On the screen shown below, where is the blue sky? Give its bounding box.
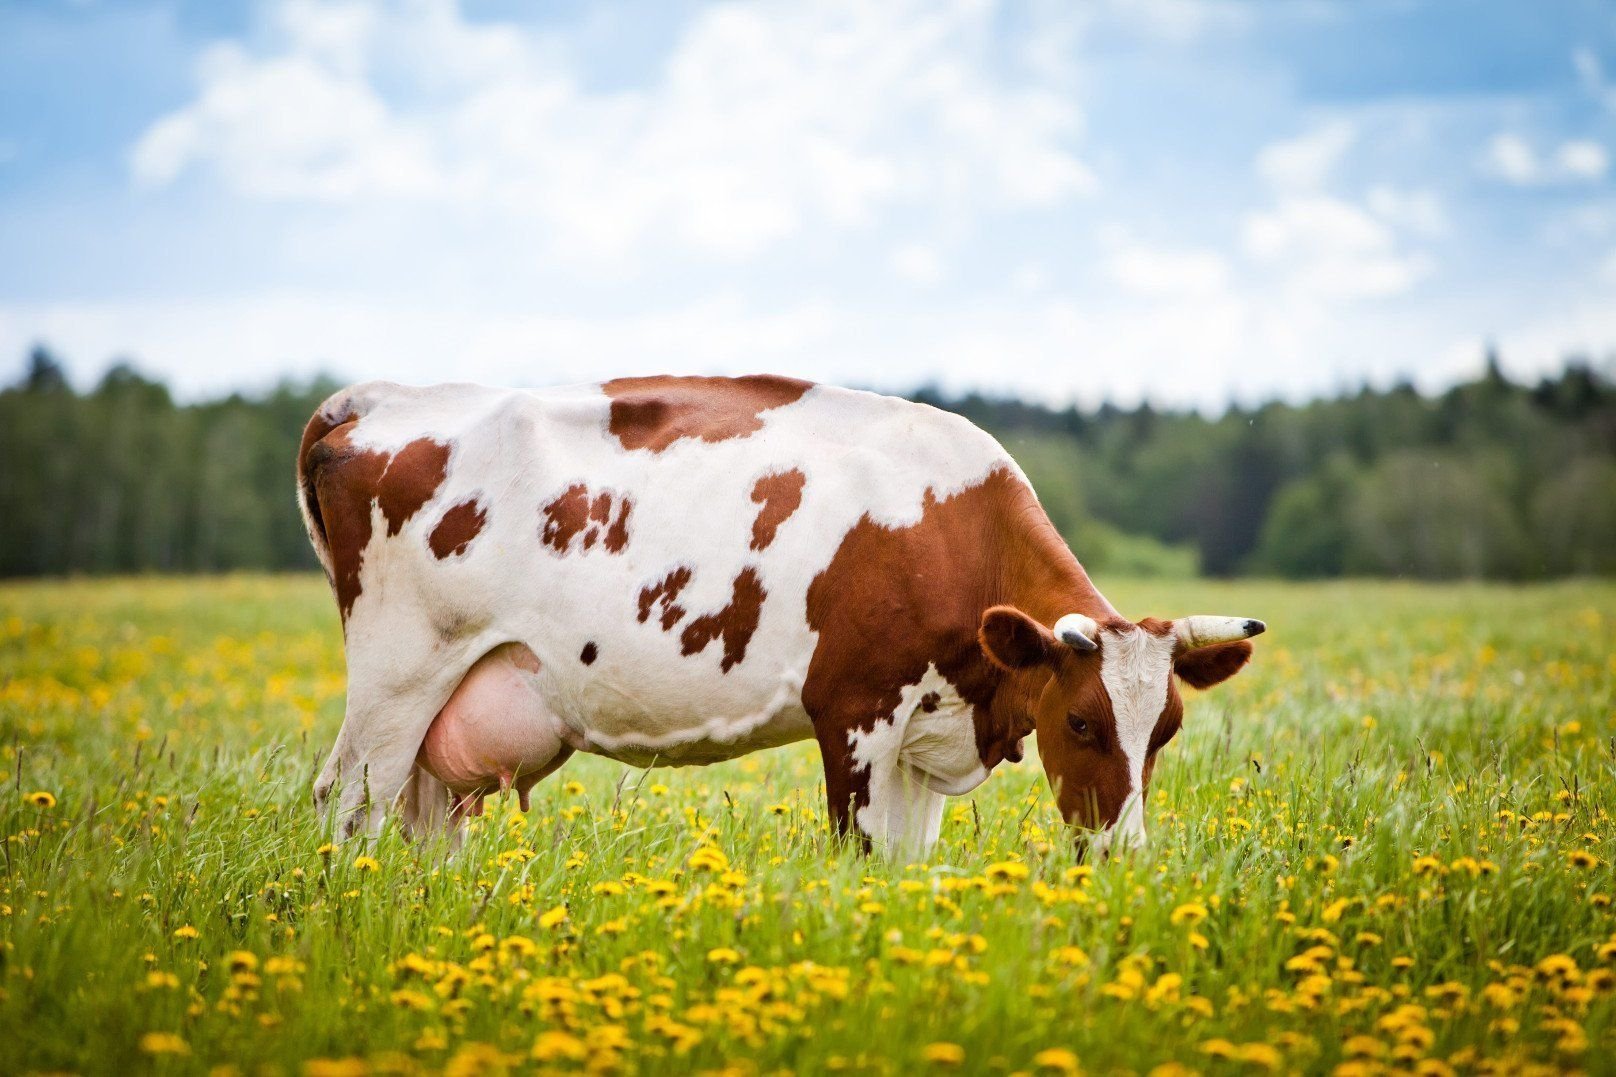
[2,0,1615,407]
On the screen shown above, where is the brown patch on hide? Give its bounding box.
[919,692,941,713]
[376,439,451,537]
[749,469,806,551]
[679,567,766,673]
[542,484,633,555]
[297,400,357,555]
[300,412,451,621]
[429,498,487,559]
[603,374,812,453]
[637,566,694,630]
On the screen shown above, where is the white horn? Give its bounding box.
[1175,616,1266,650]
[1053,613,1100,653]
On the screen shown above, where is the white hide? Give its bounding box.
[1091,626,1177,853]
[847,667,987,860]
[311,380,1022,842]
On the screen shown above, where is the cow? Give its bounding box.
[299,375,1264,857]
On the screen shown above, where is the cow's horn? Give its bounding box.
[1053,613,1100,653]
[1175,616,1266,650]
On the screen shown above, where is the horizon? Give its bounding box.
[3,1,1616,409]
[11,336,1610,420]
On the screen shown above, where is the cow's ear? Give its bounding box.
[979,606,1058,672]
[1173,640,1253,690]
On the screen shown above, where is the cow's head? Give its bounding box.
[979,607,1264,854]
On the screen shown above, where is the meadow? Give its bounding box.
[1,575,1612,1075]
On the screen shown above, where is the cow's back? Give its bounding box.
[301,375,1022,765]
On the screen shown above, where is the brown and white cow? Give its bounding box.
[300,375,1263,856]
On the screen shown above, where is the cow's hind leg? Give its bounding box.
[314,644,474,841]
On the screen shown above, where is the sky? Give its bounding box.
[2,0,1616,408]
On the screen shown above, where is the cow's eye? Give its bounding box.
[1068,715,1091,738]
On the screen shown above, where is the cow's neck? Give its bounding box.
[972,489,1119,767]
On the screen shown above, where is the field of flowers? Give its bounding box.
[1,575,1613,1075]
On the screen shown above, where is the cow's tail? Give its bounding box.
[296,383,374,581]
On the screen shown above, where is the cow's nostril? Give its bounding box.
[1244,619,1267,636]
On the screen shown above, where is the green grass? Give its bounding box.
[2,575,1613,1075]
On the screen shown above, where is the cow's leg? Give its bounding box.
[815,713,931,856]
[813,724,870,851]
[314,656,471,841]
[397,765,458,844]
[883,766,946,861]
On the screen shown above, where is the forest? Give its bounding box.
[2,344,1612,580]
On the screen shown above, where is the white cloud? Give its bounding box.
[131,0,1096,262]
[1242,125,1432,302]
[1557,140,1610,180]
[891,244,946,286]
[1573,47,1616,113]
[1366,185,1446,236]
[1483,132,1609,185]
[1102,228,1229,296]
[1242,195,1427,298]
[1255,120,1355,191]
[1601,249,1616,286]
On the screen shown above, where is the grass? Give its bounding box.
[1,574,1613,1075]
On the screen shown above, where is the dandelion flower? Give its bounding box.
[172,925,199,940]
[25,791,56,809]
[352,855,380,873]
[139,1032,190,1055]
[1170,901,1209,926]
[922,1043,966,1065]
[531,1031,587,1063]
[1032,1047,1081,1073]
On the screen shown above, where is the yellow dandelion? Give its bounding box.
[985,861,1030,880]
[1234,1042,1282,1069]
[172,925,199,940]
[25,791,56,809]
[531,1031,587,1063]
[227,951,258,972]
[538,904,569,929]
[1536,953,1579,980]
[1342,1035,1386,1058]
[139,1032,190,1056]
[707,947,742,965]
[1032,1047,1082,1074]
[1170,901,1209,926]
[921,1043,966,1066]
[352,855,380,873]
[1568,850,1599,869]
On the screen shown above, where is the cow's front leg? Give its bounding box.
[882,765,946,861]
[815,714,941,860]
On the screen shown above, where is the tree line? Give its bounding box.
[2,345,1612,580]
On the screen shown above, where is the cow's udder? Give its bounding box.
[416,642,567,810]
